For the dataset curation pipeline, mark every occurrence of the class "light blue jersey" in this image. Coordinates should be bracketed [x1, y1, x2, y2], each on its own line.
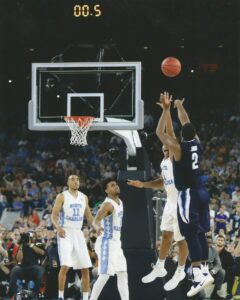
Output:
[160, 157, 178, 203]
[101, 197, 123, 241]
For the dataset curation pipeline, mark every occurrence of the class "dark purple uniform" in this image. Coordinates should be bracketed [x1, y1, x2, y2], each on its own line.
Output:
[173, 138, 210, 237]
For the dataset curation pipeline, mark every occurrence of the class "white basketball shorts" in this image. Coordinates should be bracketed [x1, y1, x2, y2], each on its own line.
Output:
[95, 237, 127, 276]
[57, 228, 92, 269]
[160, 200, 184, 242]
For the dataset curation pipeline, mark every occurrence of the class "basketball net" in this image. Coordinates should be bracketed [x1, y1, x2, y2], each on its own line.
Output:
[64, 116, 95, 146]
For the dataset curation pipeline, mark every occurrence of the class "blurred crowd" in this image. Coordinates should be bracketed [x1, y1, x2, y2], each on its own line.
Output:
[0, 113, 239, 299]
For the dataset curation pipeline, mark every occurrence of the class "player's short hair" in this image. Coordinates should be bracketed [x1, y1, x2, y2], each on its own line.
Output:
[181, 123, 196, 141]
[102, 178, 117, 191]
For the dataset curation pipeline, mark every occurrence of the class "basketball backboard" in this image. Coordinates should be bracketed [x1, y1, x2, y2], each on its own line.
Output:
[28, 62, 143, 131]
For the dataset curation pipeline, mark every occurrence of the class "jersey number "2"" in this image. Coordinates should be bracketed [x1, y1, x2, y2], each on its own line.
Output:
[191, 152, 199, 169]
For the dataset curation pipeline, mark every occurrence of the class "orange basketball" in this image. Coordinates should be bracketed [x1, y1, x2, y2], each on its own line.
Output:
[161, 57, 181, 77]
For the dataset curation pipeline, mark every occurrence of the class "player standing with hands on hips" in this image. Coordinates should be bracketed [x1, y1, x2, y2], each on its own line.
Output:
[156, 93, 214, 297]
[51, 174, 94, 300]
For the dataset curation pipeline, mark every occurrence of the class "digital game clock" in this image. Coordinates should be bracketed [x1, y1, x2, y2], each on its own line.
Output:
[73, 4, 102, 17]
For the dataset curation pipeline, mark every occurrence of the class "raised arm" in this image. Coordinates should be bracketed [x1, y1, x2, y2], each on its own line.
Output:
[174, 99, 190, 125]
[165, 93, 176, 139]
[127, 177, 164, 190]
[156, 92, 176, 138]
[51, 194, 66, 238]
[156, 94, 181, 160]
[92, 202, 113, 235]
[84, 196, 94, 225]
[174, 99, 199, 140]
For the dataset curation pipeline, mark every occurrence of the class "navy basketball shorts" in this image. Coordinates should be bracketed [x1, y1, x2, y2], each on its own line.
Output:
[177, 187, 210, 238]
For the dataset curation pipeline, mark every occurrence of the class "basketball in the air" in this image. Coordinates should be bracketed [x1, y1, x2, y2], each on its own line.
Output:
[161, 57, 181, 77]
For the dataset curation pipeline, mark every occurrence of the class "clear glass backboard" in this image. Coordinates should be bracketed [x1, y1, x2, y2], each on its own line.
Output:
[28, 62, 143, 131]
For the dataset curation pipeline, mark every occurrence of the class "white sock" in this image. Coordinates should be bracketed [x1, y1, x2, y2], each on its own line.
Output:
[58, 290, 64, 299]
[157, 259, 165, 269]
[177, 264, 185, 272]
[89, 274, 109, 300]
[117, 272, 129, 300]
[82, 292, 89, 300]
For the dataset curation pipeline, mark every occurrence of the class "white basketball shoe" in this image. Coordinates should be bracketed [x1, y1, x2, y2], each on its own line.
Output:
[142, 260, 167, 283]
[164, 268, 186, 291]
[187, 266, 214, 297]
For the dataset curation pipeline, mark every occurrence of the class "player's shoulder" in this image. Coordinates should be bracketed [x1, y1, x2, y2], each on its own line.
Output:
[103, 197, 115, 207]
[182, 138, 201, 148]
[101, 199, 114, 211]
[56, 192, 65, 203]
[57, 191, 65, 197]
[103, 197, 112, 204]
[78, 190, 87, 198]
[60, 190, 69, 200]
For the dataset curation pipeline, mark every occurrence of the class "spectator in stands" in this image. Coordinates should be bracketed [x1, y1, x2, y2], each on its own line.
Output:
[29, 209, 40, 227]
[209, 204, 216, 231]
[219, 191, 231, 214]
[229, 202, 240, 239]
[0, 237, 10, 282]
[87, 230, 98, 283]
[102, 166, 115, 179]
[2, 230, 18, 271]
[7, 231, 45, 298]
[56, 154, 68, 170]
[230, 240, 240, 298]
[44, 234, 60, 299]
[215, 235, 234, 299]
[232, 186, 240, 203]
[0, 191, 7, 217]
[206, 234, 225, 300]
[215, 205, 228, 234]
[42, 204, 53, 230]
[22, 192, 32, 217]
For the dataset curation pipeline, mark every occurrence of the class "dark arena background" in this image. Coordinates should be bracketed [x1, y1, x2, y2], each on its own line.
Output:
[0, 1, 239, 300]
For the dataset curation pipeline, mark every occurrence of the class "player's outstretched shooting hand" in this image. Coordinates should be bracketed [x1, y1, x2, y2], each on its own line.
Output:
[156, 91, 172, 109]
[57, 227, 66, 238]
[174, 98, 185, 108]
[127, 179, 144, 188]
